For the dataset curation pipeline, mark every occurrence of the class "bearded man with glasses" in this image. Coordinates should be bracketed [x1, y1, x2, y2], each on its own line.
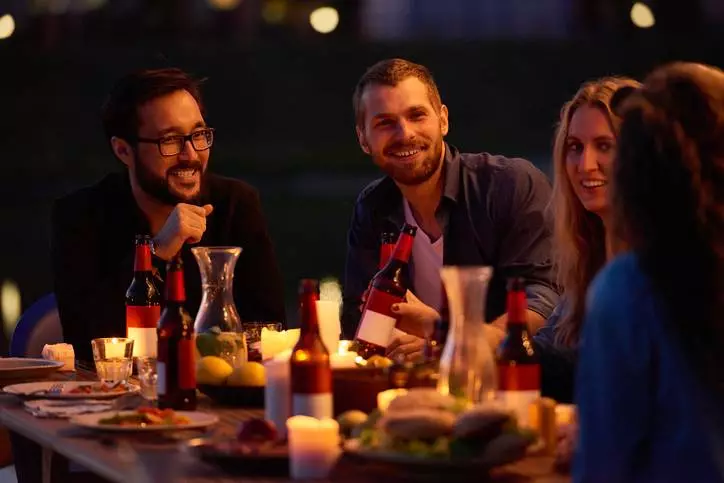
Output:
[50, 68, 286, 362]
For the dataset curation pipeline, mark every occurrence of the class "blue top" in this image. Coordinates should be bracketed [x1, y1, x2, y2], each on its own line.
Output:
[574, 253, 724, 483]
[341, 143, 560, 338]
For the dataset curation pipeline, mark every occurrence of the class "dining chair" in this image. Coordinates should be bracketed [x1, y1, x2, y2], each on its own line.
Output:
[9, 294, 63, 358]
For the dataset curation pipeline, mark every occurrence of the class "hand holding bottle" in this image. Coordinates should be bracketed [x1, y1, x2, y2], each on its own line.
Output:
[153, 203, 214, 260]
[391, 290, 439, 338]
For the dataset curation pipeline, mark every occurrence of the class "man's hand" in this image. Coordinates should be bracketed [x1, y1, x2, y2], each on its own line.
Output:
[391, 290, 439, 338]
[153, 204, 213, 260]
[386, 333, 425, 362]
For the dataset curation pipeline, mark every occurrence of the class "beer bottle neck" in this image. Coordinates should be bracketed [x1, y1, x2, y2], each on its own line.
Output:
[506, 289, 527, 328]
[391, 232, 414, 263]
[299, 292, 321, 336]
[165, 269, 186, 303]
[134, 244, 152, 272]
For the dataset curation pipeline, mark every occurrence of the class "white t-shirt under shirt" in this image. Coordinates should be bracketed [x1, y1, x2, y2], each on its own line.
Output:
[403, 199, 444, 312]
[388, 199, 444, 343]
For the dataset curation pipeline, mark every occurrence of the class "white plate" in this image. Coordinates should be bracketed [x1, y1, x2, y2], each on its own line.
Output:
[70, 410, 219, 432]
[3, 381, 140, 400]
[0, 358, 64, 380]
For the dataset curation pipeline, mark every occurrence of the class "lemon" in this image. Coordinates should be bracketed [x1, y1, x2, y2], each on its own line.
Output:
[196, 356, 233, 385]
[227, 362, 266, 387]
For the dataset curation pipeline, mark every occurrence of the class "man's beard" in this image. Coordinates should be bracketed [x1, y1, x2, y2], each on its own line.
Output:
[375, 136, 444, 186]
[134, 159, 205, 206]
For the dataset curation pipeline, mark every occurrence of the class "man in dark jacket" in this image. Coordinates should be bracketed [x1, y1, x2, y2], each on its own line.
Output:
[51, 68, 285, 362]
[343, 58, 559, 360]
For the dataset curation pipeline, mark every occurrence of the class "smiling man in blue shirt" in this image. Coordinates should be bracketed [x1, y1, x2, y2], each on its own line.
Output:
[342, 58, 559, 358]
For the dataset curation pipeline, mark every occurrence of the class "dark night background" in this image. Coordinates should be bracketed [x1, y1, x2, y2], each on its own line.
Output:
[0, 0, 721, 351]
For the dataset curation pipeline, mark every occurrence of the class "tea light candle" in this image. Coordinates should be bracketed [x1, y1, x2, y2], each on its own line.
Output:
[286, 416, 341, 480]
[105, 338, 126, 359]
[264, 352, 292, 438]
[337, 340, 352, 355]
[329, 351, 359, 369]
[377, 388, 408, 412]
[555, 404, 576, 426]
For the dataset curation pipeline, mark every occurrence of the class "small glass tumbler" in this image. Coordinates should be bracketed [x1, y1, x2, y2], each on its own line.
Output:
[135, 356, 158, 402]
[91, 338, 134, 384]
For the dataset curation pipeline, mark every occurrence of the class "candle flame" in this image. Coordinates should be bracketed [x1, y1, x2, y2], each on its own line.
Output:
[337, 340, 351, 355]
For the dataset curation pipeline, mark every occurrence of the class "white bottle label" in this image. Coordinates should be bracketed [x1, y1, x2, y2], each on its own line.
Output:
[127, 327, 158, 358]
[292, 393, 333, 419]
[156, 361, 166, 396]
[356, 288, 402, 348]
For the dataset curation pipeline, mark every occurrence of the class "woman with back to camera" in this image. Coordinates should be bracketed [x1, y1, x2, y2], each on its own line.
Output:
[534, 76, 641, 404]
[575, 62, 724, 482]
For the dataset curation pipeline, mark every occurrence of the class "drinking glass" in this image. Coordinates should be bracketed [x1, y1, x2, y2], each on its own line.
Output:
[91, 338, 134, 384]
[243, 322, 282, 361]
[135, 356, 158, 401]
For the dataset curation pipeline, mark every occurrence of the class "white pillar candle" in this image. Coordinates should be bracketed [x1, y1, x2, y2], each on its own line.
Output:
[286, 416, 341, 480]
[315, 300, 341, 354]
[377, 388, 408, 413]
[264, 352, 292, 438]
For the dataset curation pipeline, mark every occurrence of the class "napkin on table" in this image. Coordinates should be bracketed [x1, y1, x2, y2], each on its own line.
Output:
[41, 343, 75, 371]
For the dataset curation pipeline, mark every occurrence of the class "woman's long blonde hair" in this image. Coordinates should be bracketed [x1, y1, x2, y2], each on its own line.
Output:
[552, 76, 641, 347]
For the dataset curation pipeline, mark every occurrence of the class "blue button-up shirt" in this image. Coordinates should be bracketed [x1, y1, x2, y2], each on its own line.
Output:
[341, 143, 560, 338]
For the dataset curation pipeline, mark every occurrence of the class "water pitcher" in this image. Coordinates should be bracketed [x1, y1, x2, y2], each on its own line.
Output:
[437, 265, 497, 403]
[191, 246, 247, 367]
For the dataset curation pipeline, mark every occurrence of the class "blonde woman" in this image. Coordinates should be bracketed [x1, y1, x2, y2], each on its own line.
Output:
[534, 76, 641, 403]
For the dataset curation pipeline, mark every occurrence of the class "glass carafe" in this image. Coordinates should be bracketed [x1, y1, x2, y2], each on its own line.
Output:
[192, 246, 247, 368]
[437, 266, 497, 404]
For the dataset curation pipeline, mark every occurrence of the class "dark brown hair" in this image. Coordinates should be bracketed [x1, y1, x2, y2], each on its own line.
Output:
[352, 58, 442, 127]
[614, 62, 724, 391]
[101, 68, 205, 143]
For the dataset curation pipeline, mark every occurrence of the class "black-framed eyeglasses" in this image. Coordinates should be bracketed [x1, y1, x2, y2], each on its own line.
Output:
[135, 128, 215, 156]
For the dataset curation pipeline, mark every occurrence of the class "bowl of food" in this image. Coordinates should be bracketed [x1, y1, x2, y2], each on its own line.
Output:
[195, 356, 266, 407]
[342, 388, 537, 474]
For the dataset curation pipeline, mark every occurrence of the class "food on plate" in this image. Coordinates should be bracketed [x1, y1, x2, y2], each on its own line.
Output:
[227, 362, 266, 387]
[356, 389, 537, 463]
[477, 432, 536, 467]
[380, 409, 456, 440]
[336, 410, 368, 438]
[386, 388, 458, 414]
[452, 403, 513, 441]
[68, 382, 129, 394]
[196, 356, 234, 385]
[98, 407, 191, 427]
[237, 418, 278, 443]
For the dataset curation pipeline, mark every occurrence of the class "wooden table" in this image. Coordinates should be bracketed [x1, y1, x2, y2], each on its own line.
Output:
[1, 368, 571, 483]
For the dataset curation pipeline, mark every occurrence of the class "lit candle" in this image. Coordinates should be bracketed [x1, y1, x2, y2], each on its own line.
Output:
[329, 351, 359, 369]
[337, 340, 352, 355]
[286, 415, 341, 480]
[377, 388, 408, 412]
[105, 338, 127, 359]
[555, 403, 576, 426]
[315, 300, 341, 354]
